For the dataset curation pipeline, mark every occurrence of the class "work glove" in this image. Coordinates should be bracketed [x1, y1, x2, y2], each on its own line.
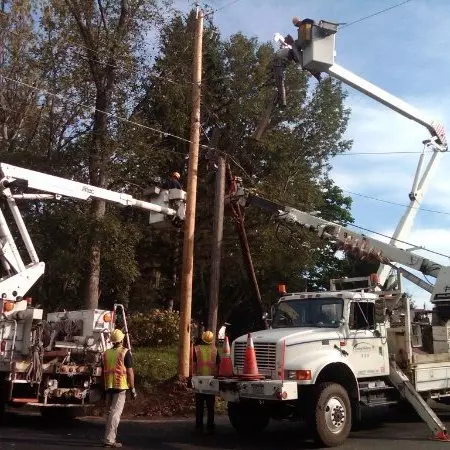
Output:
[131, 388, 137, 400]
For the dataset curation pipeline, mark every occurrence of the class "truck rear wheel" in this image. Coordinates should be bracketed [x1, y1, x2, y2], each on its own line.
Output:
[312, 382, 351, 447]
[227, 401, 270, 435]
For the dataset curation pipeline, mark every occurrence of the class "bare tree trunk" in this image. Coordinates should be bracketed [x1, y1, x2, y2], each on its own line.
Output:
[84, 87, 109, 309]
[65, 0, 129, 309]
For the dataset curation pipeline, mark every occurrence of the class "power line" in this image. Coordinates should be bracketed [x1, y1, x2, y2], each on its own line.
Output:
[1, 73, 261, 200]
[205, 0, 245, 16]
[0, 73, 243, 164]
[348, 222, 450, 260]
[336, 150, 436, 156]
[242, 188, 450, 260]
[344, 189, 450, 216]
[0, 74, 200, 152]
[340, 0, 413, 29]
[5, 74, 448, 259]
[1, 23, 196, 90]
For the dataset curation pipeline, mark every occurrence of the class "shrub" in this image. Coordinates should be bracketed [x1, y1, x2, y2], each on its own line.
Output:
[128, 309, 180, 347]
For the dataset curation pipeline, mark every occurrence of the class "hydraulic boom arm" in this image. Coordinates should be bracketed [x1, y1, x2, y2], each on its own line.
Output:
[272, 18, 447, 291]
[274, 18, 447, 149]
[232, 182, 449, 304]
[0, 163, 186, 299]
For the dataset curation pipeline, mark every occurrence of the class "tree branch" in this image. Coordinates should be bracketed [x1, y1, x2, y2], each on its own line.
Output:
[64, 0, 101, 83]
[97, 0, 109, 35]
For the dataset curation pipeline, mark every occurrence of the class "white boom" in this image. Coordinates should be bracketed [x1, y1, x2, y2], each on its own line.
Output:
[273, 18, 447, 290]
[0, 163, 186, 299]
[234, 184, 449, 304]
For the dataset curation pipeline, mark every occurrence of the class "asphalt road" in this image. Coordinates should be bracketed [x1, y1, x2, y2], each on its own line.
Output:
[2, 406, 450, 450]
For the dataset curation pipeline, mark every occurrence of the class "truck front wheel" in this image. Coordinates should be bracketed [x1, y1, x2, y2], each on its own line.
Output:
[312, 382, 352, 447]
[227, 401, 270, 435]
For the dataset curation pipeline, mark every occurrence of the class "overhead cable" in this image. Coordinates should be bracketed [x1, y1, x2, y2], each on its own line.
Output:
[348, 222, 450, 260]
[340, 0, 413, 29]
[243, 189, 450, 260]
[336, 150, 436, 156]
[344, 190, 450, 216]
[205, 0, 246, 16]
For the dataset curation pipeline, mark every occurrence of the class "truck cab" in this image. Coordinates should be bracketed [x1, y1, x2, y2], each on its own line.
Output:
[232, 291, 389, 383]
[193, 290, 396, 447]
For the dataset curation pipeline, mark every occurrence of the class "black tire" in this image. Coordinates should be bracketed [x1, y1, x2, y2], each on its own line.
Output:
[227, 401, 270, 435]
[312, 382, 352, 447]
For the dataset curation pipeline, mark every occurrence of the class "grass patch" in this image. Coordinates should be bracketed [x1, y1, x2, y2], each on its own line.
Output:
[133, 346, 178, 392]
[127, 345, 226, 418]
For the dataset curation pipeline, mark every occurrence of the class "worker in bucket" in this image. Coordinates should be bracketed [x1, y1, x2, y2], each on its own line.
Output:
[193, 330, 220, 433]
[102, 329, 137, 448]
[167, 171, 182, 189]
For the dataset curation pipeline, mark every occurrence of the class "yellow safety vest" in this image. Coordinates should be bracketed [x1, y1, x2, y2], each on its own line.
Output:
[194, 344, 217, 376]
[103, 347, 129, 390]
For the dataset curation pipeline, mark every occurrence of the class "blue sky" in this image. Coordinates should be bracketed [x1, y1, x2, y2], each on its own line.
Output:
[175, 0, 450, 307]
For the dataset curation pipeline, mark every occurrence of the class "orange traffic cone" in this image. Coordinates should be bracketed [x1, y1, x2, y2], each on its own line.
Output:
[218, 336, 233, 378]
[239, 333, 264, 380]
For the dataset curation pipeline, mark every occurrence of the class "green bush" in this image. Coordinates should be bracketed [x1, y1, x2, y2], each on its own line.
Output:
[128, 309, 180, 347]
[132, 346, 178, 391]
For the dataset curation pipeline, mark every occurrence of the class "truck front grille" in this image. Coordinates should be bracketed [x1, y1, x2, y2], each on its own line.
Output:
[233, 342, 277, 370]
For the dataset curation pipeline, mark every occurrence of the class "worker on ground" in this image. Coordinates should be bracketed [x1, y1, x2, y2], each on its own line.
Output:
[193, 330, 220, 434]
[167, 171, 182, 189]
[102, 329, 137, 448]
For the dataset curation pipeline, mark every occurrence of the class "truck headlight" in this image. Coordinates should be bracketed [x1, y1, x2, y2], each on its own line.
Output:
[83, 381, 90, 388]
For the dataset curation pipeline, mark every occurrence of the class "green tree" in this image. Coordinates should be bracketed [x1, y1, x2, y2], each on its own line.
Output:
[0, 1, 40, 155]
[135, 12, 354, 335]
[56, 0, 164, 309]
[0, 1, 173, 311]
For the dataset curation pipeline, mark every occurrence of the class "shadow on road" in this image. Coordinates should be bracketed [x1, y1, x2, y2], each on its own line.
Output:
[2, 404, 450, 450]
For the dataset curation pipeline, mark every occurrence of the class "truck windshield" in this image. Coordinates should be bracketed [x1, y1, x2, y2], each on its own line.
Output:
[272, 297, 343, 328]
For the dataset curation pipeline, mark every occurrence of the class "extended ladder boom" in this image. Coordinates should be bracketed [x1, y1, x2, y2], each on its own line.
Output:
[0, 163, 185, 217]
[272, 18, 447, 291]
[233, 183, 449, 303]
[275, 18, 447, 149]
[0, 163, 186, 299]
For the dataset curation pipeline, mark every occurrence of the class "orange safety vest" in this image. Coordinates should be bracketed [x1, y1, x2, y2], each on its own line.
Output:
[103, 347, 129, 390]
[194, 344, 218, 376]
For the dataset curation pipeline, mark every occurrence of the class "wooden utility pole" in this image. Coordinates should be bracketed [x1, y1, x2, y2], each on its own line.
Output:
[178, 7, 204, 378]
[208, 153, 226, 336]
